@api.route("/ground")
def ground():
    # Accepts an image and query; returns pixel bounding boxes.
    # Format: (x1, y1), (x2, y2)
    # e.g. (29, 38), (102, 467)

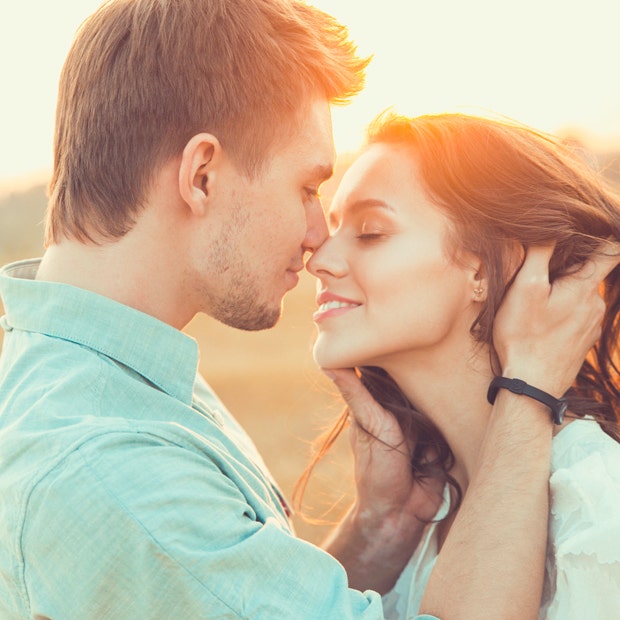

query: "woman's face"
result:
(308, 142), (481, 371)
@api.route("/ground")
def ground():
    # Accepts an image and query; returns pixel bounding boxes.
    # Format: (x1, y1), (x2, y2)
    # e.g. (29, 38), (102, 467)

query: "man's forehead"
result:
(295, 98), (335, 163)
(270, 98), (335, 177)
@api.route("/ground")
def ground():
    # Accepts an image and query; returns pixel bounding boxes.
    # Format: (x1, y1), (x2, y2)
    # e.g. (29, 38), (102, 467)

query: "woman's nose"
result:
(306, 234), (348, 278)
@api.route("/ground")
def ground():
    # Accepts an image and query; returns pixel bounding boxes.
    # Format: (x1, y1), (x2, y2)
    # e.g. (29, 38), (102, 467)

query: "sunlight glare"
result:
(1, 0), (619, 181)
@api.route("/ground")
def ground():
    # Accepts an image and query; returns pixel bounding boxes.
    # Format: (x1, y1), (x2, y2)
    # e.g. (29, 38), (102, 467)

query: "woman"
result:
(305, 112), (620, 619)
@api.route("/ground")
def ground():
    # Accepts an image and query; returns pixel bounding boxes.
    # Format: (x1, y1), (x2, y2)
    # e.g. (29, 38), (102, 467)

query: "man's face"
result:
(195, 98), (334, 330)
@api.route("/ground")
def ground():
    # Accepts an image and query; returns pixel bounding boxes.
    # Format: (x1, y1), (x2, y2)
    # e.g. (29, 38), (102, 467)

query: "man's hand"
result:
(420, 243), (620, 620)
(322, 368), (443, 594)
(332, 368), (443, 524)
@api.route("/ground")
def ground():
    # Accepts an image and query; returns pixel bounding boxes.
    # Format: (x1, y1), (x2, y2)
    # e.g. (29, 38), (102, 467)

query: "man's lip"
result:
(286, 269), (300, 288)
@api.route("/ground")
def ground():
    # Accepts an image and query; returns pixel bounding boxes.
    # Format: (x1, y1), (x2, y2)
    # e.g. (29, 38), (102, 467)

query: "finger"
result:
(514, 244), (554, 286)
(580, 244), (620, 283)
(552, 243), (620, 297)
(327, 368), (372, 425)
(322, 368), (383, 431)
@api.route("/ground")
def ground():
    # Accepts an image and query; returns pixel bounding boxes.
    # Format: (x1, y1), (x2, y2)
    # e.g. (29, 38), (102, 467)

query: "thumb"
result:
(513, 244), (554, 288)
(322, 368), (382, 430)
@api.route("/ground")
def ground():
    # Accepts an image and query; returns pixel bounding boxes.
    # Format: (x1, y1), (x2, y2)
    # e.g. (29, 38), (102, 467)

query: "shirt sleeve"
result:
(20, 431), (385, 619)
(544, 447), (620, 619)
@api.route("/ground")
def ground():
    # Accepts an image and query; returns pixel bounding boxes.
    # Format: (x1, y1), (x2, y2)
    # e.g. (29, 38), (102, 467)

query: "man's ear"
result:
(178, 133), (222, 216)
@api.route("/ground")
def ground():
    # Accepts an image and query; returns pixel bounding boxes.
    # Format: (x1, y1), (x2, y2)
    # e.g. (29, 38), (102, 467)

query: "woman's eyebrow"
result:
(329, 198), (394, 227)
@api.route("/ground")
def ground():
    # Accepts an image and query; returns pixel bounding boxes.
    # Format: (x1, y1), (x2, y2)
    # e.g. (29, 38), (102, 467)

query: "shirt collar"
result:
(0, 259), (199, 405)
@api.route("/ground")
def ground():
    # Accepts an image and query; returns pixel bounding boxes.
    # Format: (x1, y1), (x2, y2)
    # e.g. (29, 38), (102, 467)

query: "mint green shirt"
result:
(0, 259), (393, 619)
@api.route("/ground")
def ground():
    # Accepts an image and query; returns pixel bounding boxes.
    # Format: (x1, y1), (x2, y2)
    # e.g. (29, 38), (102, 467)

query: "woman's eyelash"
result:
(356, 220), (388, 240)
(356, 232), (384, 241)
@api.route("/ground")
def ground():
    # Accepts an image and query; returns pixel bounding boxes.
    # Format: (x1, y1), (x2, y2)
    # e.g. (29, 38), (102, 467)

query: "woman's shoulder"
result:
(551, 417), (620, 474)
(543, 421), (620, 618)
(548, 419), (620, 561)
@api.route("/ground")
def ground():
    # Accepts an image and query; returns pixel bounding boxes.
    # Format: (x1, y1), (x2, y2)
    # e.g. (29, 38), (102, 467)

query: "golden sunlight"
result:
(309, 0), (620, 154)
(1, 0), (620, 182)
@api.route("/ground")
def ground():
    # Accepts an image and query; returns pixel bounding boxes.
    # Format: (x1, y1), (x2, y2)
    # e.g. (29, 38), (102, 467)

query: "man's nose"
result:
(302, 201), (329, 254)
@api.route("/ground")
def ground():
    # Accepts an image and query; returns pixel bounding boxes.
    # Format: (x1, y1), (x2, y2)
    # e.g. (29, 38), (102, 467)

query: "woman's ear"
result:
(467, 256), (488, 303)
(178, 133), (221, 216)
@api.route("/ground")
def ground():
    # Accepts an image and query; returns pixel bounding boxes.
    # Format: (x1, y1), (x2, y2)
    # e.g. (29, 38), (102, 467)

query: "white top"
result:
(382, 419), (620, 619)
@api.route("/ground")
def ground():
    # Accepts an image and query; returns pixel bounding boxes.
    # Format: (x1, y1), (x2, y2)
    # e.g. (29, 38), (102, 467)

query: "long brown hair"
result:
(46, 0), (368, 244)
(296, 112), (620, 515)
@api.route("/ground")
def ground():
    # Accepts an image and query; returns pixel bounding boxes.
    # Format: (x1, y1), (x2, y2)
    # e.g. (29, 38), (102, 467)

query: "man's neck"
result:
(37, 230), (193, 330)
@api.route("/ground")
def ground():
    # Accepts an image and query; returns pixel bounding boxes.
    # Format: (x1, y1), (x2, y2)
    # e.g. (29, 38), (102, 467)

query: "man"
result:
(0, 1), (612, 618)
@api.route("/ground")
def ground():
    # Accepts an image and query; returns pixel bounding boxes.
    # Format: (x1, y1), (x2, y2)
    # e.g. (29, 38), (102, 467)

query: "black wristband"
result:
(486, 377), (567, 425)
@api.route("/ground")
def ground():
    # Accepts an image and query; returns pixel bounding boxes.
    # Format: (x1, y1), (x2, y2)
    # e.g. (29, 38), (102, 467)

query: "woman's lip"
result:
(316, 290), (360, 306)
(313, 301), (361, 322)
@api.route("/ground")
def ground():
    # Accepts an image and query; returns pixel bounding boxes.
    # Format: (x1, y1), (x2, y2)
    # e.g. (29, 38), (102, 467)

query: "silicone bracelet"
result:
(486, 376), (567, 425)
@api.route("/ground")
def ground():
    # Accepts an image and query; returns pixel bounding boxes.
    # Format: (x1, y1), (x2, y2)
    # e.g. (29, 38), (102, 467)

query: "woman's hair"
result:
(296, 112), (620, 516)
(46, 0), (368, 244)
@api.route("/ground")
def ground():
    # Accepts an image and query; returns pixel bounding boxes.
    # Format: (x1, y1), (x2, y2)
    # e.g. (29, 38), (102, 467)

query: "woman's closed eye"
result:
(355, 219), (392, 242)
(356, 232), (385, 242)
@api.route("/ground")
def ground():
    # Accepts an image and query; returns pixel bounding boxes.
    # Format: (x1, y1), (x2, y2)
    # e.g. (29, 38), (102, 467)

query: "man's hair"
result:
(46, 0), (368, 244)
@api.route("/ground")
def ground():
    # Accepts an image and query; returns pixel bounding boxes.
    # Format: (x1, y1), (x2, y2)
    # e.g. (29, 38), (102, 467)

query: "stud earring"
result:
(473, 287), (484, 297)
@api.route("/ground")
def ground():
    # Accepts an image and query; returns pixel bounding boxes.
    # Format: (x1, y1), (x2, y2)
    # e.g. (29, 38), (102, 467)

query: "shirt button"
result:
(210, 408), (224, 427)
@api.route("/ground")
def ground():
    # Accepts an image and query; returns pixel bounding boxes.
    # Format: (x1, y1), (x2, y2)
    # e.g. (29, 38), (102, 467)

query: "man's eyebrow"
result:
(329, 198), (393, 227)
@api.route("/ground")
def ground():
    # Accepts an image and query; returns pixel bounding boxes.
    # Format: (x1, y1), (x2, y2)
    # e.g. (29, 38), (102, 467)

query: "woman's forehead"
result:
(329, 143), (421, 215)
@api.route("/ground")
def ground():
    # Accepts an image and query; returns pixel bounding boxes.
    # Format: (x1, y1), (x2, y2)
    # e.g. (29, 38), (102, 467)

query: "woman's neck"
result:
(383, 342), (495, 493)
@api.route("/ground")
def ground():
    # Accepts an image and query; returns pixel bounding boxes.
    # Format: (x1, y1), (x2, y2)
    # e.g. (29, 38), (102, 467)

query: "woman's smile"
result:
(313, 291), (362, 322)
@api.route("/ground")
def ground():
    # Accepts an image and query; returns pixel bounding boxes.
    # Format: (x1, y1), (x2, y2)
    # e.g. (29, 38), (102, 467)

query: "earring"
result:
(473, 287), (484, 297)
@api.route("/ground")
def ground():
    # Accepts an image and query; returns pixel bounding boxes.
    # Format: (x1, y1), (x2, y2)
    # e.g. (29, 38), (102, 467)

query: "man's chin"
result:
(237, 315), (281, 332)
(219, 304), (282, 332)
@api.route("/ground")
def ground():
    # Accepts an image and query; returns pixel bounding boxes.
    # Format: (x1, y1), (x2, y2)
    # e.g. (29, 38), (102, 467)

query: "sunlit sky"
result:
(1, 0), (620, 185)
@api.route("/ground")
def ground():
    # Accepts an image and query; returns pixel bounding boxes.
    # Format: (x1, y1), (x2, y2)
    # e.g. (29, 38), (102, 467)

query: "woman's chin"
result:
(312, 341), (360, 371)
(312, 353), (337, 370)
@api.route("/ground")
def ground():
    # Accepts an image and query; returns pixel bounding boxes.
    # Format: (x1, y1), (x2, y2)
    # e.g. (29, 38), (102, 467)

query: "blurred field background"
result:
(0, 158), (357, 545)
(1, 143), (620, 544)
